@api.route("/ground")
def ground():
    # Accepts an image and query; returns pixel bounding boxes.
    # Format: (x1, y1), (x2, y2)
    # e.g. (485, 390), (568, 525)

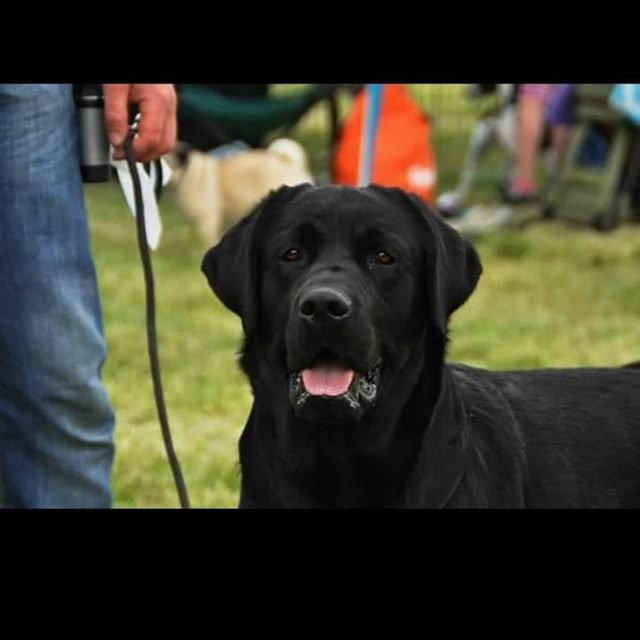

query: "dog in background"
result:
(166, 138), (314, 244)
(436, 84), (518, 217)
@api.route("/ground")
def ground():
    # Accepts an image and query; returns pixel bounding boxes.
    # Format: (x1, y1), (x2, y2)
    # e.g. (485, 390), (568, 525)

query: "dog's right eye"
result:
(370, 250), (395, 266)
(281, 248), (303, 262)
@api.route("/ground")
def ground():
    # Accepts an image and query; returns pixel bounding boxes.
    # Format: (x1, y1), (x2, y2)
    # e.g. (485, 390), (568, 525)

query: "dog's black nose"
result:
(299, 287), (352, 322)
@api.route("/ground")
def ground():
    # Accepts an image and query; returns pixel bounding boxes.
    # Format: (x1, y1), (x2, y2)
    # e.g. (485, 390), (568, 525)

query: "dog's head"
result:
(202, 184), (481, 425)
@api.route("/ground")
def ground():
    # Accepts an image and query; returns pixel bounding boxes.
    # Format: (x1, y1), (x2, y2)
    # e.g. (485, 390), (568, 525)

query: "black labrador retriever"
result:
(202, 184), (640, 508)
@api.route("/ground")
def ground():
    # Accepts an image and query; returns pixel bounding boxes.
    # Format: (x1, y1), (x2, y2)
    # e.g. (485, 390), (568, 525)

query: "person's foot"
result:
(435, 191), (464, 218)
(503, 179), (538, 204)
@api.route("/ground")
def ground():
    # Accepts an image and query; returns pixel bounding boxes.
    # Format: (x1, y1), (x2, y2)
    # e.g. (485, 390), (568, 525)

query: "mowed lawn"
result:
(84, 86), (640, 508)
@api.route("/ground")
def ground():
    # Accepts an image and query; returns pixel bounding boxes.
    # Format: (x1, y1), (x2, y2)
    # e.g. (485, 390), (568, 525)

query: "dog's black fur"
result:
(202, 184), (640, 508)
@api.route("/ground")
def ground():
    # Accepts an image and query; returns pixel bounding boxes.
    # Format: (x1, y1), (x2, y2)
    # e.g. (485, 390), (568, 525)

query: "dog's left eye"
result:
(370, 250), (395, 266)
(282, 248), (303, 262)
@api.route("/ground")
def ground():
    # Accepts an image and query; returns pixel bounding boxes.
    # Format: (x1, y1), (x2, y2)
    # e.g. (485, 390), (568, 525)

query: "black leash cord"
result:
(123, 133), (191, 509)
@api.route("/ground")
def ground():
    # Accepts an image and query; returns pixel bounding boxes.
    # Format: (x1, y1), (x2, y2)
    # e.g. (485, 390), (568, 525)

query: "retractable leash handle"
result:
(74, 84), (111, 183)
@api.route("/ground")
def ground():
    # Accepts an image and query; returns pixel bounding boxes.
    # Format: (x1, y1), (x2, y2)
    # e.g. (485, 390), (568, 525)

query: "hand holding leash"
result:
(103, 83), (177, 163)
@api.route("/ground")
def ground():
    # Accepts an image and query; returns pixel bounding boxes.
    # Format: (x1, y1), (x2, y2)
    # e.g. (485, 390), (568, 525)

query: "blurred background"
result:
(83, 84), (640, 507)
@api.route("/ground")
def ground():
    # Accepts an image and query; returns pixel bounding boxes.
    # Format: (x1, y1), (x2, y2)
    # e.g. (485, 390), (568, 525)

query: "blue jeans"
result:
(0, 84), (115, 507)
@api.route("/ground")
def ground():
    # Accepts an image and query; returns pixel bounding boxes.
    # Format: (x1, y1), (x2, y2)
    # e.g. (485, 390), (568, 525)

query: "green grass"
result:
(86, 183), (250, 508)
(85, 86), (640, 508)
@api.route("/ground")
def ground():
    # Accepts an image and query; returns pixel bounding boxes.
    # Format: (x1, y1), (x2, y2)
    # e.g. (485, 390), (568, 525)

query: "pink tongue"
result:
(301, 364), (354, 397)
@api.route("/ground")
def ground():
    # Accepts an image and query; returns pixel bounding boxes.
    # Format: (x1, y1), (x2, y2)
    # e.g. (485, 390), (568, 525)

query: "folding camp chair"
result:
(542, 84), (640, 230)
(176, 84), (341, 153)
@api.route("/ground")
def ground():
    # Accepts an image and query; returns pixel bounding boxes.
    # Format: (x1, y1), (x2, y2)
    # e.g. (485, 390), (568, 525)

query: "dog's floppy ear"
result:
(201, 210), (258, 335)
(424, 197), (482, 329)
(201, 183), (314, 335)
(367, 186), (482, 334)
(410, 192), (482, 333)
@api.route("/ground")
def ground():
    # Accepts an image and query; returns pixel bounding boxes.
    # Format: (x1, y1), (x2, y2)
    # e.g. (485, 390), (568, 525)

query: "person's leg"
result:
(437, 117), (497, 215)
(545, 84), (577, 181)
(509, 84), (555, 200)
(548, 125), (573, 176)
(0, 84), (115, 508)
(496, 103), (518, 195)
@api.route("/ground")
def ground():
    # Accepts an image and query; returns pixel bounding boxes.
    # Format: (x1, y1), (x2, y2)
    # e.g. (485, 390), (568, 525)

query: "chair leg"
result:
(542, 123), (589, 216)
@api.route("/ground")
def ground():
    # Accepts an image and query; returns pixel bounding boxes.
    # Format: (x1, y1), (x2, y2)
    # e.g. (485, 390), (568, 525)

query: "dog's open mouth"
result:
(301, 364), (355, 397)
(288, 350), (381, 422)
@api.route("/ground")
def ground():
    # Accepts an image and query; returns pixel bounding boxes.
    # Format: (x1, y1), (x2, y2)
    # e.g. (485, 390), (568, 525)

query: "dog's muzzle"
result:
(286, 282), (381, 423)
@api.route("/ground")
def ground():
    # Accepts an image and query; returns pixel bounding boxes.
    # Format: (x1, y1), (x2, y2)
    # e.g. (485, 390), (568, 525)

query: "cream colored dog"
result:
(166, 138), (314, 245)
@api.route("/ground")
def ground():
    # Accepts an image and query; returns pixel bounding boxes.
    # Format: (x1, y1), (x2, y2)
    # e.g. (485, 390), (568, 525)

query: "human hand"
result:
(103, 84), (177, 163)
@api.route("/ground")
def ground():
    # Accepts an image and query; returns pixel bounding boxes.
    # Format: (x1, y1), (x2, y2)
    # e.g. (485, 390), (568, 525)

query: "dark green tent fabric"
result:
(178, 84), (334, 148)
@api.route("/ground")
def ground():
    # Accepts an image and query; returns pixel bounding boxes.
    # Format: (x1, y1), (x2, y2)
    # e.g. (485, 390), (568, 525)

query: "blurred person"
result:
(506, 83), (576, 203)
(0, 84), (176, 508)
